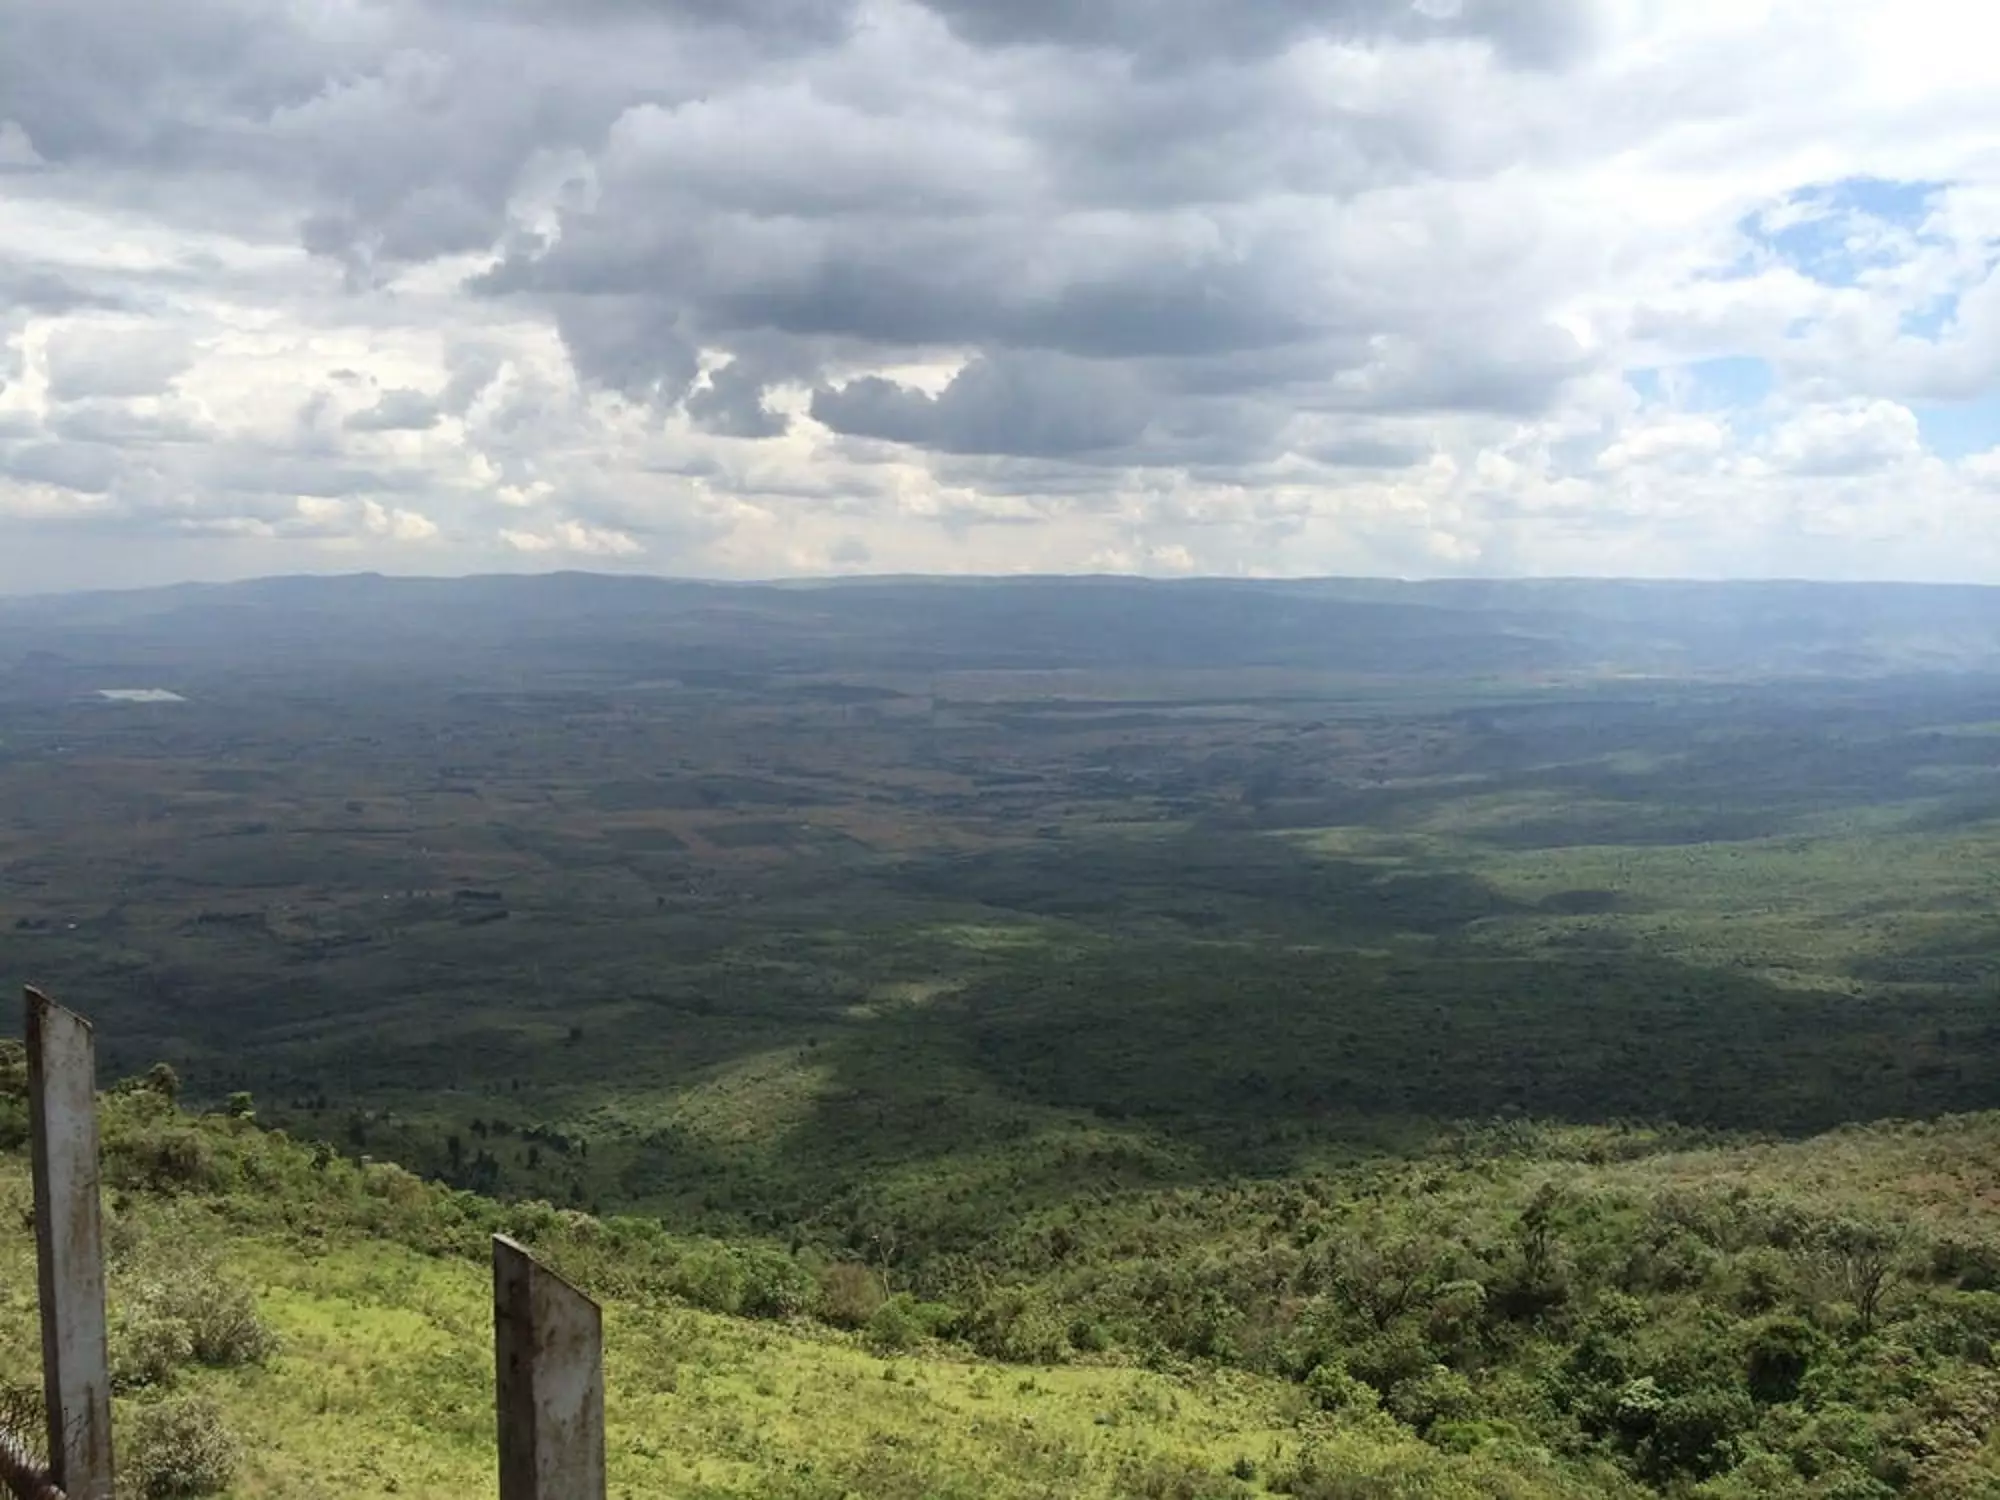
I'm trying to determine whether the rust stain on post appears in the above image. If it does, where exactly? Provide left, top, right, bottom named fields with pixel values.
left=25, top=988, right=112, bottom=1500
left=494, top=1235, right=605, bottom=1500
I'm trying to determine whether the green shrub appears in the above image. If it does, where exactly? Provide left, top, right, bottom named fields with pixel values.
left=1387, top=1365, right=1481, bottom=1435
left=111, top=1259, right=276, bottom=1387
left=172, top=1264, right=277, bottom=1368
left=972, top=1288, right=1069, bottom=1364
left=737, top=1246, right=818, bottom=1319
left=105, top=1122, right=220, bottom=1194
left=816, top=1261, right=887, bottom=1328
left=1743, top=1315, right=1825, bottom=1404
left=675, top=1244, right=748, bottom=1314
left=1614, top=1377, right=1755, bottom=1482
left=0, top=1096, right=24, bottom=1152
left=866, top=1293, right=955, bottom=1353
left=1070, top=1315, right=1113, bottom=1353
left=125, top=1394, right=239, bottom=1497
left=110, top=1288, right=196, bottom=1391
left=1428, top=1418, right=1524, bottom=1455
left=1114, top=1455, right=1248, bottom=1500
left=1305, top=1362, right=1381, bottom=1415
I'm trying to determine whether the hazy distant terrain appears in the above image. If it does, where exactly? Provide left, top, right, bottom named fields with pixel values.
left=5, top=571, right=2000, bottom=1193
left=9, top=574, right=2000, bottom=690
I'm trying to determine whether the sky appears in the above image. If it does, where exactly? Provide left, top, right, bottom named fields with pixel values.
left=3, top=0, right=2000, bottom=592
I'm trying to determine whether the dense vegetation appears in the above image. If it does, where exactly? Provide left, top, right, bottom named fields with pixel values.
left=8, top=1064, right=2000, bottom=1496
left=4, top=574, right=2000, bottom=1494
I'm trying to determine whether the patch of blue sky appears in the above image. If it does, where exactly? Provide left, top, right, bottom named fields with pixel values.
left=1687, top=356, right=1773, bottom=408
left=1624, top=357, right=1773, bottom=414
left=1832, top=176, right=1943, bottom=224
left=1625, top=367, right=1664, bottom=404
left=1913, top=391, right=2000, bottom=460
left=1901, top=295, right=1957, bottom=339
left=1742, top=176, right=1948, bottom=288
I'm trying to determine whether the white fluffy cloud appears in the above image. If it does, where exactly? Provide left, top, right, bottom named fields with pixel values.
left=2, top=0, right=1999, bottom=590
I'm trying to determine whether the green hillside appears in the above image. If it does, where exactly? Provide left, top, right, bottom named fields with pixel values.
left=7, top=1062, right=2000, bottom=1498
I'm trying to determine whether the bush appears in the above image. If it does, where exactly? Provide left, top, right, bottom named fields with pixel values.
left=174, top=1264, right=277, bottom=1368
left=110, top=1289, right=196, bottom=1391
left=1306, top=1362, right=1382, bottom=1415
left=737, top=1246, right=818, bottom=1319
left=1615, top=1377, right=1755, bottom=1482
left=105, top=1122, right=220, bottom=1194
left=111, top=1259, right=276, bottom=1387
left=126, top=1394, right=239, bottom=1498
left=971, top=1288, right=1069, bottom=1364
left=1115, top=1455, right=1248, bottom=1500
left=866, top=1293, right=955, bottom=1353
left=675, top=1245, right=748, bottom=1315
left=1744, top=1315, right=1825, bottom=1405
left=0, top=1096, right=24, bottom=1153
left=1387, top=1365, right=1481, bottom=1435
left=817, top=1262, right=887, bottom=1329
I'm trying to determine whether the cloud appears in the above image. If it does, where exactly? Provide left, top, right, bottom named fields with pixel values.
left=909, top=0, right=1608, bottom=71
left=346, top=387, right=443, bottom=432
left=42, top=325, right=193, bottom=401
left=1, top=440, right=120, bottom=494
left=2, top=0, right=2000, bottom=592
left=687, top=359, right=791, bottom=439
left=813, top=354, right=1150, bottom=457
left=361, top=499, right=440, bottom=541
left=0, top=120, right=42, bottom=168
left=500, top=520, right=644, bottom=556
left=1765, top=400, right=1925, bottom=477
left=0, top=260, right=119, bottom=314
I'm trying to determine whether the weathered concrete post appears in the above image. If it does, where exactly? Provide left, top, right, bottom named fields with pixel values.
left=25, top=986, right=115, bottom=1500
left=493, top=1234, right=605, bottom=1500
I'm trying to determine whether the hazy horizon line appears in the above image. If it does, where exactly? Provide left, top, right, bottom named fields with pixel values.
left=11, top=567, right=2000, bottom=604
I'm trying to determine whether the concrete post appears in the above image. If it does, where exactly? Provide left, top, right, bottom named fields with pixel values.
left=25, top=987, right=114, bottom=1500
left=493, top=1235, right=605, bottom=1500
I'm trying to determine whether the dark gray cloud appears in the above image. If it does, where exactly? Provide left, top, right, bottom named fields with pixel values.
left=1313, top=435, right=1432, bottom=469
left=426, top=0, right=859, bottom=45
left=439, top=347, right=506, bottom=416
left=813, top=354, right=1150, bottom=457
left=47, top=402, right=212, bottom=446
left=0, top=260, right=119, bottom=315
left=546, top=294, right=702, bottom=405
left=1, top=0, right=1652, bottom=567
left=0, top=0, right=807, bottom=265
left=912, top=0, right=1605, bottom=70
left=448, top=0, right=1607, bottom=468
left=346, top=388, right=443, bottom=432
left=688, top=360, right=791, bottom=439
left=1, top=441, right=120, bottom=494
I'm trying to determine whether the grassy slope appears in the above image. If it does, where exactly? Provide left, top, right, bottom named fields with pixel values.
left=0, top=1097, right=1632, bottom=1500
left=9, top=1091, right=2000, bottom=1496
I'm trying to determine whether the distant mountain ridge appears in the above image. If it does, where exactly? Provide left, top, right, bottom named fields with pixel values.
left=5, top=573, right=2000, bottom=694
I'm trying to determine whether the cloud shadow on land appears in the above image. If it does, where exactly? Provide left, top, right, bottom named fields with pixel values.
left=774, top=833, right=2000, bottom=1225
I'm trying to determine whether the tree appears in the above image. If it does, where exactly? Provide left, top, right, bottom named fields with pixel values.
left=1816, top=1219, right=1904, bottom=1333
